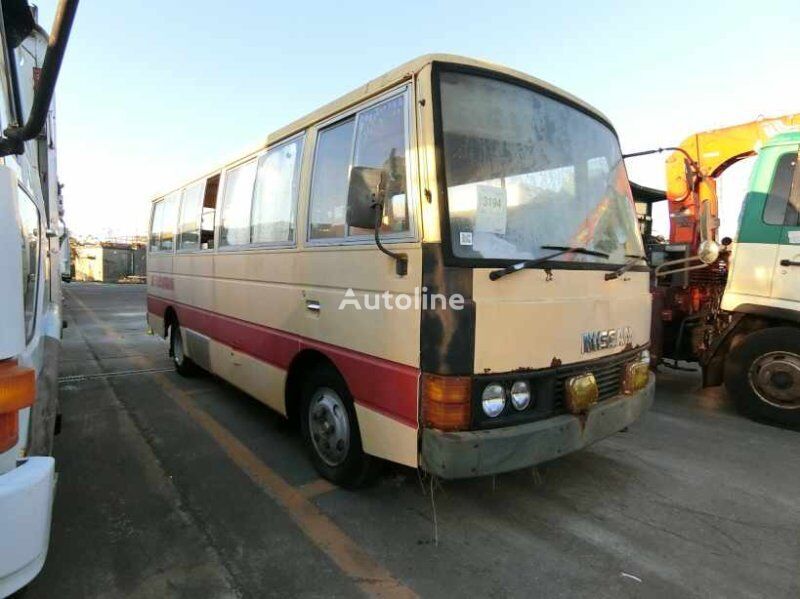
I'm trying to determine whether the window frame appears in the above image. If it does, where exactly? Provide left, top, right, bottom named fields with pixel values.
left=305, top=85, right=417, bottom=247
left=247, top=131, right=307, bottom=250
left=176, top=179, right=207, bottom=254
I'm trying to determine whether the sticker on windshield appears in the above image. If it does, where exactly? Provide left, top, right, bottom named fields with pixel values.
left=474, top=185, right=507, bottom=234
left=788, top=230, right=800, bottom=244
left=460, top=231, right=473, bottom=246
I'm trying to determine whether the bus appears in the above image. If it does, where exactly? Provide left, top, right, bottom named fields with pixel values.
left=147, top=55, right=654, bottom=487
left=0, top=1, right=76, bottom=594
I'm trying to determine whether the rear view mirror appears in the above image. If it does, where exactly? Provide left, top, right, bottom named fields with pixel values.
left=346, top=166, right=385, bottom=230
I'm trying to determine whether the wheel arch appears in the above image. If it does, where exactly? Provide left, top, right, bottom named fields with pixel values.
left=284, top=349, right=344, bottom=426
left=702, top=311, right=800, bottom=386
left=162, top=305, right=178, bottom=339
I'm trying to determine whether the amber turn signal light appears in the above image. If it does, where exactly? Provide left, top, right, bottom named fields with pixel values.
left=0, top=360, right=36, bottom=453
left=421, top=374, right=471, bottom=431
left=623, top=361, right=650, bottom=395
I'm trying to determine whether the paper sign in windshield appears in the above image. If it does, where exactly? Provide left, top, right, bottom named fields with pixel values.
left=474, top=185, right=507, bottom=234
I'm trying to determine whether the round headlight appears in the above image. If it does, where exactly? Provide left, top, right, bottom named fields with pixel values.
left=698, top=240, right=720, bottom=264
left=510, top=380, right=531, bottom=410
left=481, top=383, right=506, bottom=417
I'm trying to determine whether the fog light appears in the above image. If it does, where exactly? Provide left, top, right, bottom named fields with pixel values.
left=565, top=373, right=598, bottom=414
left=481, top=383, right=506, bottom=417
left=623, top=360, right=650, bottom=394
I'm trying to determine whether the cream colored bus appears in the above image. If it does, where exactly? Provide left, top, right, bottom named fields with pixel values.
left=147, top=55, right=655, bottom=487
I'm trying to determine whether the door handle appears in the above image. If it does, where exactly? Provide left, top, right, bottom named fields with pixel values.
left=779, top=259, right=800, bottom=267
left=305, top=299, right=321, bottom=313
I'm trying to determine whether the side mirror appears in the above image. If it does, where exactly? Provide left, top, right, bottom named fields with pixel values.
left=346, top=166, right=385, bottom=230
left=345, top=165, right=407, bottom=276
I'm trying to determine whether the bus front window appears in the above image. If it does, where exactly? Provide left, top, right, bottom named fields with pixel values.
left=438, top=71, right=643, bottom=265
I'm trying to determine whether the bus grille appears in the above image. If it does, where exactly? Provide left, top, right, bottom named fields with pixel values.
left=553, top=353, right=629, bottom=410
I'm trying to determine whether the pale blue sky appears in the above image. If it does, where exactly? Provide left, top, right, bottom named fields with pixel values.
left=35, top=0, right=800, bottom=239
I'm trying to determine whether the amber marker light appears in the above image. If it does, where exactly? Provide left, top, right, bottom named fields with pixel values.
left=564, top=373, right=598, bottom=414
left=623, top=351, right=651, bottom=395
left=421, top=374, right=472, bottom=431
left=0, top=359, right=36, bottom=453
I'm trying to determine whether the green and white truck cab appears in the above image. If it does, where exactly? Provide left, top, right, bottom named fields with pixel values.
left=703, top=132, right=800, bottom=425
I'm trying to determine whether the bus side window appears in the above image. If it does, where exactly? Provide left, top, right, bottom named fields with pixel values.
left=349, top=94, right=409, bottom=236
left=158, top=191, right=180, bottom=252
left=219, top=160, right=258, bottom=247
left=150, top=200, right=164, bottom=251
left=251, top=136, right=305, bottom=245
left=177, top=180, right=205, bottom=251
left=309, top=118, right=355, bottom=239
left=201, top=174, right=220, bottom=250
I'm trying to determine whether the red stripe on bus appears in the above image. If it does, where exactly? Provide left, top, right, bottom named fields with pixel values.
left=147, top=295, right=419, bottom=428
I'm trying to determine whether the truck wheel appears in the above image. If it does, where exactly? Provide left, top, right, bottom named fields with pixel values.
left=300, top=364, right=379, bottom=488
left=724, top=327, right=800, bottom=426
left=169, top=321, right=199, bottom=377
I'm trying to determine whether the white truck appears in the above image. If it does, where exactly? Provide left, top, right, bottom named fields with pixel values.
left=0, top=1, right=77, bottom=595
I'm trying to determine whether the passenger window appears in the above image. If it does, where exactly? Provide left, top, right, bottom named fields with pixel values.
left=763, top=153, right=798, bottom=226
left=201, top=174, right=220, bottom=250
left=219, top=159, right=257, bottom=247
left=177, top=181, right=205, bottom=251
left=309, top=92, right=410, bottom=241
left=309, top=119, right=355, bottom=239
left=19, top=192, right=40, bottom=341
left=251, top=136, right=304, bottom=244
left=158, top=191, right=180, bottom=252
left=350, top=94, right=409, bottom=236
left=149, top=200, right=164, bottom=251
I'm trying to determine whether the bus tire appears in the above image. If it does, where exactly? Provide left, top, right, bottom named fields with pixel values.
left=724, top=326, right=800, bottom=427
left=300, top=365, right=379, bottom=488
left=169, top=321, right=199, bottom=377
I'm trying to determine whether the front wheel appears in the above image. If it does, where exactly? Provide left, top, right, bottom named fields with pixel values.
left=169, top=321, right=199, bottom=377
left=724, top=326, right=800, bottom=427
left=300, top=365, right=379, bottom=488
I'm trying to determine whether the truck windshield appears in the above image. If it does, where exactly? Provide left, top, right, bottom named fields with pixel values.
left=439, top=71, right=644, bottom=265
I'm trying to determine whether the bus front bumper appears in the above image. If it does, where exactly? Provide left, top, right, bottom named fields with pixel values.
left=0, top=457, right=55, bottom=596
left=421, top=374, right=655, bottom=479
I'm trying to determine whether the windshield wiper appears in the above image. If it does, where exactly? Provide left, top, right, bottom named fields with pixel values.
left=489, top=246, right=610, bottom=281
left=604, top=255, right=648, bottom=281
left=540, top=245, right=611, bottom=258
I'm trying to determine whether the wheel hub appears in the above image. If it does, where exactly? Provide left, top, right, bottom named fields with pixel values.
left=308, top=388, right=350, bottom=466
left=749, top=351, right=800, bottom=409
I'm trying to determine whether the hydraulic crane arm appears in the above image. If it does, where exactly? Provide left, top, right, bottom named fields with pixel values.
left=666, top=114, right=800, bottom=247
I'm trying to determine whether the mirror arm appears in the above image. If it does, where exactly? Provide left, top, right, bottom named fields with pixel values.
left=372, top=201, right=407, bottom=276
left=0, top=0, right=79, bottom=157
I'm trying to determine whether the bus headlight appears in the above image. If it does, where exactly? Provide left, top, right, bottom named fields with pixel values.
left=623, top=352, right=651, bottom=394
left=565, top=373, right=598, bottom=414
left=481, top=383, right=506, bottom=417
left=510, top=380, right=531, bottom=411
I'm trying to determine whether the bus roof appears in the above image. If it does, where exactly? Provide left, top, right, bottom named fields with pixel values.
left=151, top=53, right=613, bottom=202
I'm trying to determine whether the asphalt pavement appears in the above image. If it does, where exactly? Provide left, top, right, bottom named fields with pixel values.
left=20, top=283, right=800, bottom=598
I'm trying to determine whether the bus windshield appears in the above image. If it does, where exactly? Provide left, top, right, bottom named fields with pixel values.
left=439, top=71, right=644, bottom=265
